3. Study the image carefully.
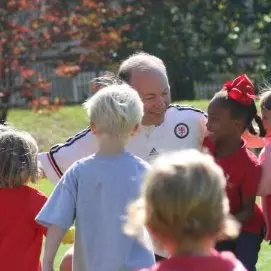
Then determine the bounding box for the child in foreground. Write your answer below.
[0,127,47,271]
[204,74,265,271]
[36,84,155,271]
[124,149,246,271]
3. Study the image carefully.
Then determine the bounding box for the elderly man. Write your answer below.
[39,52,206,183]
[38,52,207,271]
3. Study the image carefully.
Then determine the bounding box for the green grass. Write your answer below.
[6,101,271,270]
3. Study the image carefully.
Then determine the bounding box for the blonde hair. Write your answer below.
[125,149,239,244]
[118,52,169,88]
[83,84,144,137]
[0,130,39,188]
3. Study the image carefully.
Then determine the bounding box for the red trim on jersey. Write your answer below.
[47,152,62,178]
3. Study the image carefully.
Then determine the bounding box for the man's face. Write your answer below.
[130,70,171,126]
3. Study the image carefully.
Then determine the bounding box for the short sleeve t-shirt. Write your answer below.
[137,250,247,271]
[36,152,155,271]
[203,137,264,234]
[0,185,47,271]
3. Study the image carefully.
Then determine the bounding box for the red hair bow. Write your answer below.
[223,74,256,105]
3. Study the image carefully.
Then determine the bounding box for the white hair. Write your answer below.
[118,52,169,87]
[83,84,144,136]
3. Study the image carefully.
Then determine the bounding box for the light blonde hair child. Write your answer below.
[125,149,240,258]
[84,83,143,147]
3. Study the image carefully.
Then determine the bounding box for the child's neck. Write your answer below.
[97,135,127,156]
[171,238,215,257]
[215,136,242,158]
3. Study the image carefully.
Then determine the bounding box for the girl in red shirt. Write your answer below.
[124,150,246,271]
[203,74,265,271]
[0,127,47,271]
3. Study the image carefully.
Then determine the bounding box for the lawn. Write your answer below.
[6,101,271,270]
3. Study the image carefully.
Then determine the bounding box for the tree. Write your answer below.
[0,0,128,123]
[117,0,260,100]
[251,0,271,82]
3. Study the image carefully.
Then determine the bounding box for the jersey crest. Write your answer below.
[174,123,189,139]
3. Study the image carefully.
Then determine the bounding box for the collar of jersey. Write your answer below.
[141,125,155,135]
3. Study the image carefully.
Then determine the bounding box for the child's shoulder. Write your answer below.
[24,185,47,201]
[127,152,151,170]
[147,251,246,271]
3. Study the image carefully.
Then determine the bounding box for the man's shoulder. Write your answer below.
[160,104,207,137]
[167,104,207,118]
[50,127,92,155]
[164,104,207,128]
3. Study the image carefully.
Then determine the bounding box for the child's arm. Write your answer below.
[36,163,78,261]
[235,196,255,222]
[236,162,261,222]
[43,225,65,271]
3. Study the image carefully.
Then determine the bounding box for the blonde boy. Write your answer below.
[36,84,155,271]
[125,150,247,271]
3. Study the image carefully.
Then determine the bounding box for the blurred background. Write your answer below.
[0,0,270,120]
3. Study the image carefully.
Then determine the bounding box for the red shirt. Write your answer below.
[203,137,264,234]
[0,185,47,271]
[138,250,247,271]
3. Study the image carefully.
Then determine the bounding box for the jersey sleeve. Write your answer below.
[171,105,208,150]
[38,128,97,184]
[35,163,79,232]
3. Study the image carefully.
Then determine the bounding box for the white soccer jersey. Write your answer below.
[38,104,207,184]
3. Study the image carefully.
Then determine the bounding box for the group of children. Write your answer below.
[1,74,271,271]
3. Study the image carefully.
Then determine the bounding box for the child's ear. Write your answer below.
[130,123,141,136]
[90,122,98,134]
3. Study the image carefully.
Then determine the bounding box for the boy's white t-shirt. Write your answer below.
[36,152,155,271]
[38,105,207,184]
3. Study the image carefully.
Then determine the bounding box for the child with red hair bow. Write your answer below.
[203,74,265,271]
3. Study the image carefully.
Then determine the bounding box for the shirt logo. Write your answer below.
[174,123,189,139]
[149,148,159,156]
